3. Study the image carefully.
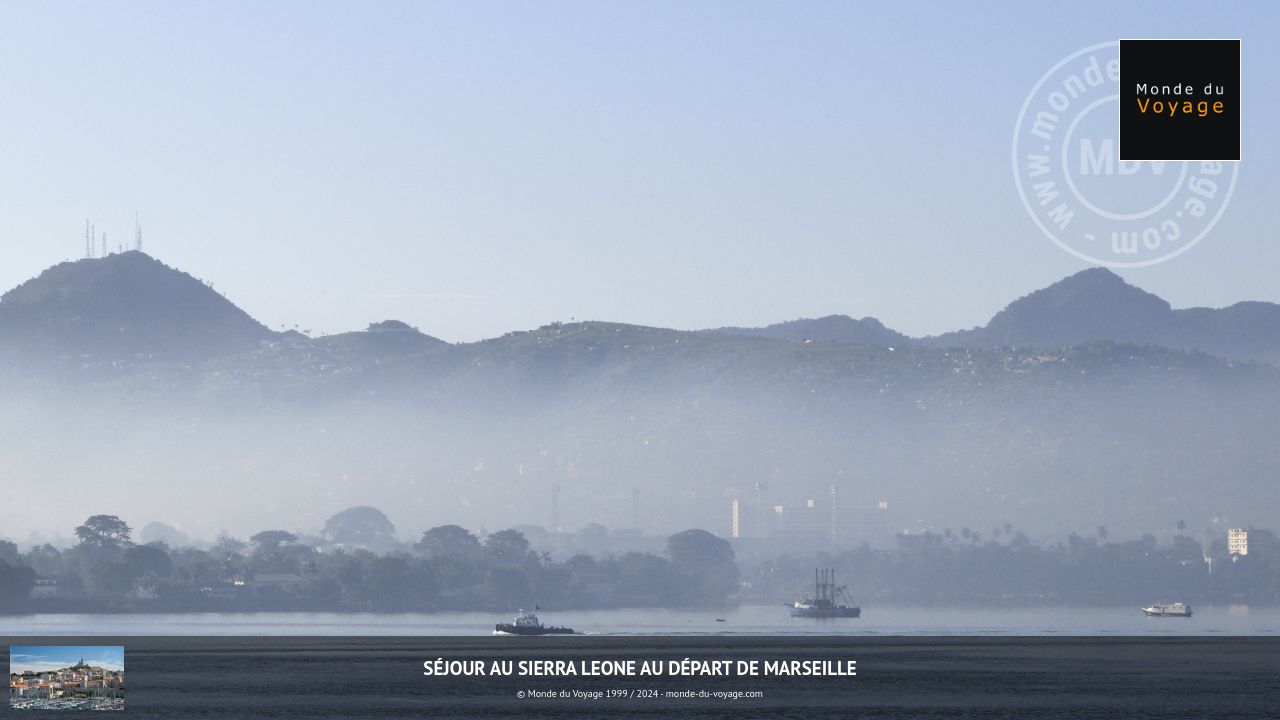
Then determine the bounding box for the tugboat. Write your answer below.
[788,568,861,618]
[494,609,575,635]
[1142,602,1193,617]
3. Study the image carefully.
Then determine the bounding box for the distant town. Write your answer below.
[9,657,123,711]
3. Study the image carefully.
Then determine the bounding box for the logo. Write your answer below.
[1012,41,1238,267]
[1119,39,1240,161]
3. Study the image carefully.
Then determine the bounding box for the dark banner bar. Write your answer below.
[6,636,1278,719]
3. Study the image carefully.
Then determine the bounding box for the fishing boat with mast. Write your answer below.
[788,568,861,618]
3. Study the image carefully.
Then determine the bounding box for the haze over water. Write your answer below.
[5,605,1278,637]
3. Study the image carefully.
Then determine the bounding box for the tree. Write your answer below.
[484,567,531,609]
[665,529,739,604]
[0,539,19,564]
[24,544,62,577]
[565,554,598,573]
[361,556,438,610]
[485,529,532,565]
[577,523,610,547]
[166,547,223,588]
[139,521,189,547]
[75,515,133,549]
[322,506,397,549]
[248,531,309,574]
[212,534,247,557]
[0,561,35,610]
[1170,535,1203,564]
[124,544,174,582]
[667,529,735,569]
[250,530,298,551]
[415,525,480,560]
[614,552,680,604]
[87,559,133,598]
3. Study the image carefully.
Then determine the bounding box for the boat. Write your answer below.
[494,609,575,635]
[788,568,861,618]
[1142,602,1193,617]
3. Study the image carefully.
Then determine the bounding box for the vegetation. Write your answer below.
[0,512,740,613]
[5,511,1280,615]
[744,528,1280,605]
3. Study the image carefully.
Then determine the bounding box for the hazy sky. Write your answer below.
[10,646,125,673]
[1,1,1275,342]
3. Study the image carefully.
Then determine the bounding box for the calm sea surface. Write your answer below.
[3,604,1278,636]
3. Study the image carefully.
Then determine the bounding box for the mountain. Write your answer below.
[926,268,1178,349]
[4,253,1280,542]
[712,269,1280,365]
[707,315,913,347]
[1172,301,1280,363]
[924,268,1280,364]
[0,251,275,359]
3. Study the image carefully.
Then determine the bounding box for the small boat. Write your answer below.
[494,609,575,635]
[788,568,861,618]
[715,618,726,622]
[1143,602,1193,617]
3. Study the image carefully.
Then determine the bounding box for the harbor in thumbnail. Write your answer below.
[9,646,123,711]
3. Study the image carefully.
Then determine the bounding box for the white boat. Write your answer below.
[493,609,574,635]
[1142,602,1192,617]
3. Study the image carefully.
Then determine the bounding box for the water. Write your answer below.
[3,603,1278,636]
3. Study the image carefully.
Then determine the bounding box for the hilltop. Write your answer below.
[0,251,274,359]
[707,315,913,347]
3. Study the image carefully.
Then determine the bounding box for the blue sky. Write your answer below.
[0,1,1275,341]
[9,646,124,674]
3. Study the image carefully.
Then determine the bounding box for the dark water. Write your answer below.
[6,636,1277,719]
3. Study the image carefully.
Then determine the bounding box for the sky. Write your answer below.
[0,1,1276,342]
[9,646,125,674]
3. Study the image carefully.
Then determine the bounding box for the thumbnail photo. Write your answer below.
[9,646,124,711]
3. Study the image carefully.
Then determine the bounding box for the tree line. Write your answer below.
[5,509,1278,613]
[0,508,739,613]
[744,527,1280,604]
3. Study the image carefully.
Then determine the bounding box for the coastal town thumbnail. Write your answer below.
[9,646,124,711]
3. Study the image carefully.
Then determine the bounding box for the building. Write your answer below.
[29,578,58,599]
[1228,528,1249,556]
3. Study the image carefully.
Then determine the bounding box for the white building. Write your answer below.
[1228,528,1249,556]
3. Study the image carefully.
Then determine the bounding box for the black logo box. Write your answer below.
[1119,39,1241,161]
